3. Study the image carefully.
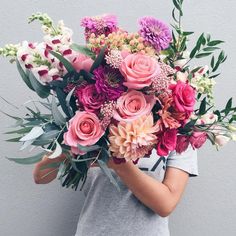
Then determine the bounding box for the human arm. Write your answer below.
[109,159,189,217]
[33,153,67,184]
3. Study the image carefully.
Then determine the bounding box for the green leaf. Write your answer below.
[65,87,76,117]
[90,46,106,72]
[19,126,44,142]
[199,97,207,115]
[28,71,50,98]
[70,44,95,59]
[207,40,224,46]
[0,109,22,120]
[213,110,221,120]
[195,52,212,58]
[51,95,66,126]
[16,60,35,91]
[210,56,215,68]
[77,144,101,153]
[173,0,183,16]
[55,87,71,117]
[225,98,233,115]
[203,47,220,52]
[5,127,32,134]
[6,151,46,165]
[182,31,194,36]
[5,137,22,142]
[49,51,75,73]
[80,70,94,83]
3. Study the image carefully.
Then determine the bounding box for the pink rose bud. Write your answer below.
[189,132,207,149]
[72,53,94,72]
[176,135,190,154]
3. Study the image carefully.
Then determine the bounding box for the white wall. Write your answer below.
[0,0,236,235]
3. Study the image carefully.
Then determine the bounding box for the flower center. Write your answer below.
[80,121,93,134]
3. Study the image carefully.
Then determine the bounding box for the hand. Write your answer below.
[90,157,134,171]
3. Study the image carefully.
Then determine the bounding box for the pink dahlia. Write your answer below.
[93,66,125,101]
[138,16,172,51]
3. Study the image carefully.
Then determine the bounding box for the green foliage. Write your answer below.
[49,51,76,73]
[6,151,46,165]
[90,46,106,72]
[70,43,96,59]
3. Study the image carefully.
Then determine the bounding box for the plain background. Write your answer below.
[0,0,236,235]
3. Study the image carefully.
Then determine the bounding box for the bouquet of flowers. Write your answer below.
[1,0,236,190]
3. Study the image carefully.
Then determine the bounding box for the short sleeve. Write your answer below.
[166,145,199,177]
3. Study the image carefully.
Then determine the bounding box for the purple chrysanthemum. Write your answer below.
[81,14,118,40]
[93,66,125,101]
[138,16,172,51]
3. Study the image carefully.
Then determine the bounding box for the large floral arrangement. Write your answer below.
[1,0,236,190]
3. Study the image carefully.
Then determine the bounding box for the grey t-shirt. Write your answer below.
[75,146,198,236]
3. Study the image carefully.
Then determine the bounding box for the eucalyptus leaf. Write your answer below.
[19,126,44,142]
[77,144,101,153]
[51,95,66,126]
[6,151,46,165]
[20,140,35,150]
[28,71,50,98]
[5,137,22,142]
[55,87,71,117]
[16,60,34,91]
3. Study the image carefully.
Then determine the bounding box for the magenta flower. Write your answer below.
[138,16,172,51]
[81,14,118,39]
[93,66,125,101]
[75,84,106,113]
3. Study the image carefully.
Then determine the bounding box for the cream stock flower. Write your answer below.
[109,113,159,161]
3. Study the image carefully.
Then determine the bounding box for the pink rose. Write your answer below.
[189,131,207,149]
[113,90,155,122]
[176,135,190,154]
[156,129,177,156]
[170,81,196,113]
[75,84,106,113]
[63,111,104,152]
[119,53,161,89]
[72,53,94,72]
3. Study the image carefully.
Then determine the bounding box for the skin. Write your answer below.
[33,153,189,217]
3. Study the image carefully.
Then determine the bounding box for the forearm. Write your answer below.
[33,153,66,184]
[113,161,187,217]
